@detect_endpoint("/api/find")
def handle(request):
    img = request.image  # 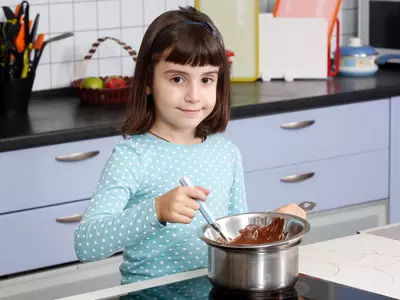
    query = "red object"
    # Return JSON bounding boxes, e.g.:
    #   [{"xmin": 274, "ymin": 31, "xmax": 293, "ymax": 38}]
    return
[
  {"xmin": 105, "ymin": 76, "xmax": 127, "ymax": 89},
  {"xmin": 226, "ymin": 50, "xmax": 235, "ymax": 63},
  {"xmin": 328, "ymin": 18, "xmax": 340, "ymax": 77}
]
